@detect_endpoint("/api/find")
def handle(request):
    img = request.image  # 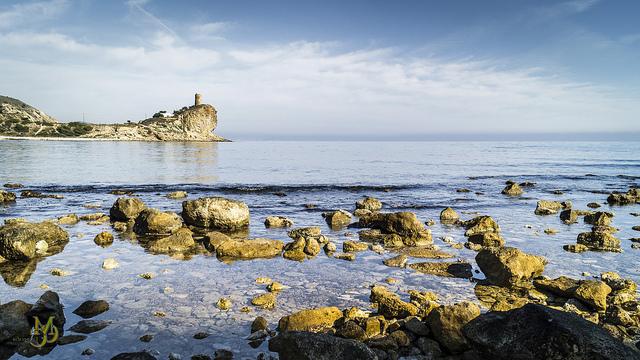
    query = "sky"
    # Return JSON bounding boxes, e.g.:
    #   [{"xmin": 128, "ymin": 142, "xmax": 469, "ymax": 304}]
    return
[{"xmin": 0, "ymin": 0, "xmax": 639, "ymax": 140}]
